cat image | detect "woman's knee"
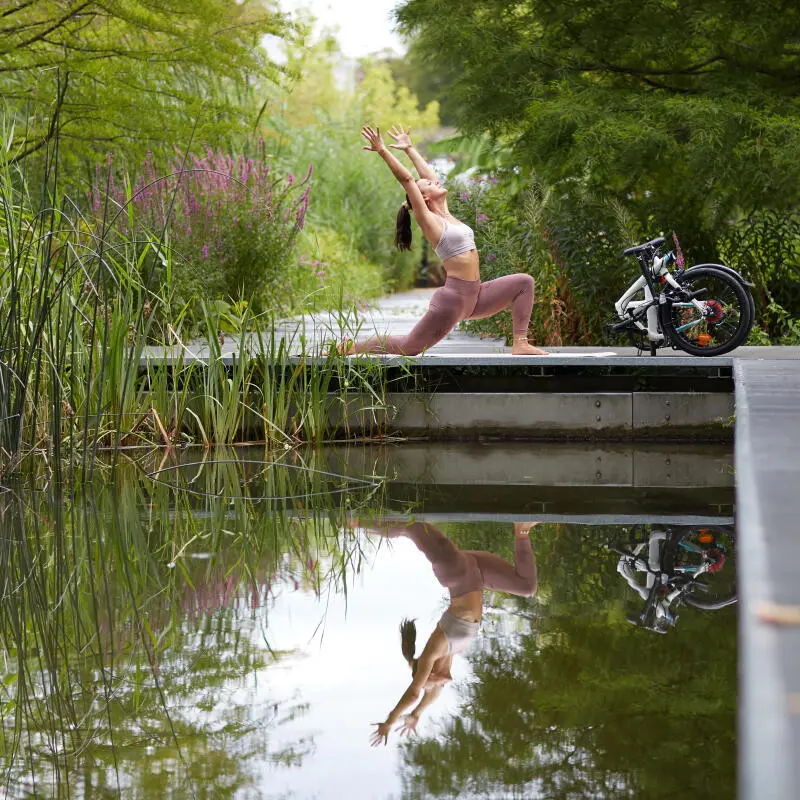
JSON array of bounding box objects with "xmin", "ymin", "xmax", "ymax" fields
[{"xmin": 518, "ymin": 273, "xmax": 535, "ymax": 294}]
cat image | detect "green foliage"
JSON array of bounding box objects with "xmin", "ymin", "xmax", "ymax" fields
[
  {"xmin": 264, "ymin": 38, "xmax": 440, "ymax": 290},
  {"xmin": 395, "ymin": 0, "xmax": 800, "ymax": 220},
  {"xmin": 90, "ymin": 144, "xmax": 312, "ymax": 314},
  {"xmin": 0, "ymin": 0, "xmax": 292, "ymax": 169},
  {"xmin": 446, "ymin": 173, "xmax": 644, "ymax": 345},
  {"xmin": 718, "ymin": 210, "xmax": 800, "ymax": 340},
  {"xmin": 402, "ymin": 523, "xmax": 737, "ymax": 800},
  {"xmin": 292, "ymin": 227, "xmax": 386, "ymax": 312},
  {"xmin": 387, "ymin": 40, "xmax": 462, "ymax": 127},
  {"xmin": 0, "ymin": 146, "xmax": 399, "ymax": 469}
]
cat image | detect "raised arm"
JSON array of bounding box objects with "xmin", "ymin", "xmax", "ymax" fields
[
  {"xmin": 361, "ymin": 125, "xmax": 440, "ymax": 240},
  {"xmin": 388, "ymin": 124, "xmax": 438, "ymax": 182},
  {"xmin": 394, "ymin": 683, "xmax": 445, "ymax": 738},
  {"xmin": 369, "ymin": 628, "xmax": 448, "ymax": 747}
]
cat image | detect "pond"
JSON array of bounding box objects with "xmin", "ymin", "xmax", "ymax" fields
[{"xmin": 0, "ymin": 444, "xmax": 737, "ymax": 799}]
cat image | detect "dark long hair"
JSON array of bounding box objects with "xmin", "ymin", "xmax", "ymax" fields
[
  {"xmin": 394, "ymin": 195, "xmax": 412, "ymax": 251},
  {"xmin": 400, "ymin": 617, "xmax": 418, "ymax": 674}
]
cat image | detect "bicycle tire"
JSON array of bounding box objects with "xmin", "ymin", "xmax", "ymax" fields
[
  {"xmin": 684, "ymin": 592, "xmax": 738, "ymax": 611},
  {"xmin": 663, "ymin": 528, "xmax": 737, "ymax": 610},
  {"xmin": 660, "ymin": 266, "xmax": 753, "ymax": 356},
  {"xmin": 688, "ymin": 263, "xmax": 756, "ymax": 323}
]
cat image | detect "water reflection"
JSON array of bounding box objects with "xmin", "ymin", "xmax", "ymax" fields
[
  {"xmin": 360, "ymin": 520, "xmax": 538, "ymax": 747},
  {"xmin": 398, "ymin": 521, "xmax": 736, "ymax": 800},
  {"xmin": 0, "ymin": 447, "xmax": 737, "ymax": 799},
  {"xmin": 611, "ymin": 525, "xmax": 736, "ymax": 634}
]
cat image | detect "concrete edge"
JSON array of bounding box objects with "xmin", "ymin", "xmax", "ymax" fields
[
  {"xmin": 137, "ymin": 352, "xmax": 735, "ymax": 370},
  {"xmin": 734, "ymin": 361, "xmax": 793, "ymax": 800},
  {"xmin": 327, "ymin": 392, "xmax": 733, "ymax": 440}
]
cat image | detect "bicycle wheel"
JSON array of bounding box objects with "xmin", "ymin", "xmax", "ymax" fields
[
  {"xmin": 661, "ymin": 266, "xmax": 752, "ymax": 356},
  {"xmin": 663, "ymin": 527, "xmax": 737, "ymax": 610}
]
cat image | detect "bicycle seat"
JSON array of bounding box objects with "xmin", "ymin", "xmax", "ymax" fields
[{"xmin": 622, "ymin": 237, "xmax": 666, "ymax": 257}]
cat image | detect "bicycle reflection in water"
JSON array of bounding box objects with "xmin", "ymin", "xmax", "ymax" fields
[
  {"xmin": 609, "ymin": 526, "xmax": 737, "ymax": 635},
  {"xmin": 350, "ymin": 519, "xmax": 539, "ymax": 747}
]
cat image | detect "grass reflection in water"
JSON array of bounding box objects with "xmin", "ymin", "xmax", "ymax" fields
[{"xmin": 0, "ymin": 450, "xmax": 386, "ymax": 797}]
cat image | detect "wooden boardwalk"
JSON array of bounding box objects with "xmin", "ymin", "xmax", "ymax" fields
[{"xmin": 141, "ymin": 288, "xmax": 800, "ymax": 366}]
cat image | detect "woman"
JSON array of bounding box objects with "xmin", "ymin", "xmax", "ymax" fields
[
  {"xmin": 340, "ymin": 124, "xmax": 548, "ymax": 356},
  {"xmin": 365, "ymin": 519, "xmax": 539, "ymax": 746}
]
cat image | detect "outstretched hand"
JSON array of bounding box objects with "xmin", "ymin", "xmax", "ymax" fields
[
  {"xmin": 361, "ymin": 125, "xmax": 386, "ymax": 153},
  {"xmin": 370, "ymin": 721, "xmax": 392, "ymax": 747},
  {"xmin": 395, "ymin": 714, "xmax": 419, "ymax": 737},
  {"xmin": 388, "ymin": 124, "xmax": 413, "ymax": 151}
]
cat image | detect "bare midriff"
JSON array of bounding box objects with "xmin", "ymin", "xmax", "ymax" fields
[
  {"xmin": 441, "ymin": 249, "xmax": 480, "ymax": 282},
  {"xmin": 448, "ymin": 589, "xmax": 483, "ymax": 622}
]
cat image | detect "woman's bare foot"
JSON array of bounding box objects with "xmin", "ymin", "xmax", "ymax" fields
[
  {"xmin": 512, "ymin": 336, "xmax": 548, "ymax": 355},
  {"xmin": 322, "ymin": 338, "xmax": 356, "ymax": 356}
]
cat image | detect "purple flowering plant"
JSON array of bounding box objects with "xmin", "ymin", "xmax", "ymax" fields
[{"xmin": 91, "ymin": 139, "xmax": 312, "ymax": 312}]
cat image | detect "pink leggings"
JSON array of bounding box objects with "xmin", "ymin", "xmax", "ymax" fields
[
  {"xmin": 350, "ymin": 273, "xmax": 535, "ymax": 355},
  {"xmin": 383, "ymin": 521, "xmax": 538, "ymax": 599}
]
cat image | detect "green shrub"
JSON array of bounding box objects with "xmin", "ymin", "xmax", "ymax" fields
[
  {"xmin": 273, "ymin": 113, "xmax": 422, "ymax": 292},
  {"xmin": 292, "ymin": 227, "xmax": 386, "ymax": 312},
  {"xmin": 447, "ymin": 174, "xmax": 643, "ymax": 346},
  {"xmin": 89, "ymin": 143, "xmax": 312, "ymax": 316},
  {"xmin": 263, "ymin": 43, "xmax": 440, "ymax": 294},
  {"xmin": 718, "ymin": 210, "xmax": 800, "ymax": 341}
]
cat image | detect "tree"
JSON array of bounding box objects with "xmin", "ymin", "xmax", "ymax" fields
[
  {"xmin": 394, "ymin": 0, "xmax": 800, "ymax": 257},
  {"xmin": 0, "ymin": 0, "xmax": 293, "ymax": 169}
]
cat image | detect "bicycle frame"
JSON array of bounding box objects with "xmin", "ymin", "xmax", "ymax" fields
[
  {"xmin": 614, "ymin": 530, "xmax": 717, "ymax": 633},
  {"xmin": 614, "ymin": 253, "xmax": 708, "ymax": 344}
]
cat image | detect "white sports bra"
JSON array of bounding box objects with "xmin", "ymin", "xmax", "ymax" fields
[
  {"xmin": 434, "ymin": 217, "xmax": 476, "ymax": 261},
  {"xmin": 438, "ymin": 610, "xmax": 480, "ymax": 654}
]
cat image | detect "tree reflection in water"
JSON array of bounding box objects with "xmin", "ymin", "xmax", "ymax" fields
[{"xmin": 399, "ymin": 522, "xmax": 736, "ymax": 800}]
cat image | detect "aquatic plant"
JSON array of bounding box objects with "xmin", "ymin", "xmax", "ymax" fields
[{"xmin": 0, "ymin": 112, "xmax": 401, "ymax": 476}]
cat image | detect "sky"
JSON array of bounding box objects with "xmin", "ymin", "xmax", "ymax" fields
[
  {"xmin": 255, "ymin": 534, "xmax": 466, "ymax": 798},
  {"xmin": 279, "ymin": 0, "xmax": 407, "ymax": 58}
]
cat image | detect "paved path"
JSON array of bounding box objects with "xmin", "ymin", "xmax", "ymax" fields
[
  {"xmin": 735, "ymin": 360, "xmax": 800, "ymax": 800},
  {"xmin": 141, "ymin": 288, "xmax": 800, "ymax": 365}
]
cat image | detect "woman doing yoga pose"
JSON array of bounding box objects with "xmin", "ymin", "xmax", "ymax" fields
[
  {"xmin": 364, "ymin": 520, "xmax": 539, "ymax": 746},
  {"xmin": 342, "ymin": 125, "xmax": 548, "ymax": 356}
]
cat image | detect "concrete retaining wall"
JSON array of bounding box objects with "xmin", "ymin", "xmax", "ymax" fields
[{"xmin": 330, "ymin": 391, "xmax": 734, "ymax": 439}]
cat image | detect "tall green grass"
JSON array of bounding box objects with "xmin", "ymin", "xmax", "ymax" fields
[{"xmin": 0, "ymin": 126, "xmax": 402, "ymax": 477}]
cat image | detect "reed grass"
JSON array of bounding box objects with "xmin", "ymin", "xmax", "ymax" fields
[
  {"xmin": 0, "ymin": 118, "xmax": 405, "ymax": 478},
  {"xmin": 0, "ymin": 101, "xmax": 416, "ymax": 797}
]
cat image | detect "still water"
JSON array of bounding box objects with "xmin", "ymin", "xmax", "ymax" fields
[{"xmin": 0, "ymin": 444, "xmax": 737, "ymax": 799}]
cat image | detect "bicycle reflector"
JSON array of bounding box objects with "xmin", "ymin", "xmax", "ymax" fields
[{"xmin": 696, "ymin": 333, "xmax": 713, "ymax": 346}]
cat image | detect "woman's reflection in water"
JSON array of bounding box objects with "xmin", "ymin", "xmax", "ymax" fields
[{"xmin": 363, "ymin": 520, "xmax": 538, "ymax": 747}]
